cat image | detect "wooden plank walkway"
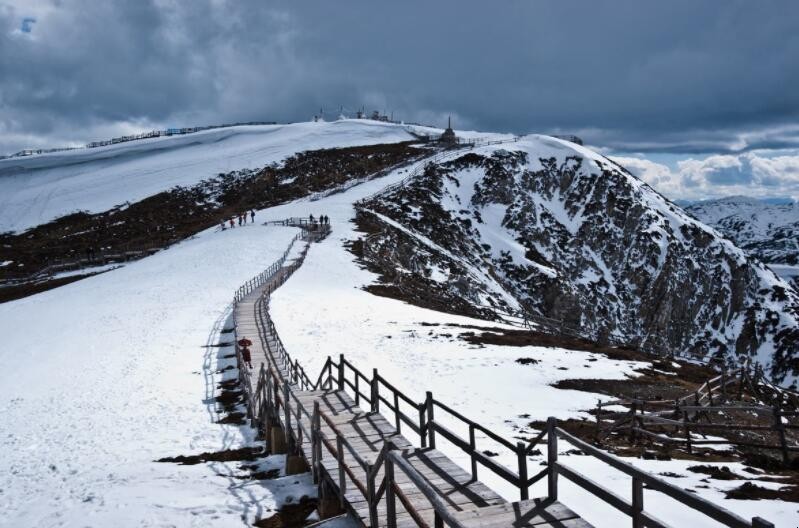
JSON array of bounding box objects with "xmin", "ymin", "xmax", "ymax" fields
[
  {"xmin": 231, "ymin": 229, "xmax": 593, "ymax": 528},
  {"xmin": 228, "ymin": 221, "xmax": 774, "ymax": 528}
]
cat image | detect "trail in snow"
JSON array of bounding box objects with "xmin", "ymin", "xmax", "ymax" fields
[
  {"xmin": 0, "ymin": 124, "xmax": 792, "ymax": 527},
  {"xmin": 0, "ymin": 223, "xmax": 315, "ymax": 527}
]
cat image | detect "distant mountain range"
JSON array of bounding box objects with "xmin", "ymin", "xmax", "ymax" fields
[{"xmin": 684, "ymin": 196, "xmax": 799, "ymax": 267}]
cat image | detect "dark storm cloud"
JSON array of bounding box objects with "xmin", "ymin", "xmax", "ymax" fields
[{"xmin": 1, "ymin": 0, "xmax": 798, "ymax": 155}]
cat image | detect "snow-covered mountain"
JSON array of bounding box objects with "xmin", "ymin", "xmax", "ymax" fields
[
  {"xmin": 2, "ymin": 122, "xmax": 795, "ymax": 526},
  {"xmin": 0, "ymin": 120, "xmax": 418, "ymax": 233},
  {"xmin": 358, "ymin": 136, "xmax": 799, "ymax": 382},
  {"xmin": 685, "ymin": 196, "xmax": 799, "ymax": 267}
]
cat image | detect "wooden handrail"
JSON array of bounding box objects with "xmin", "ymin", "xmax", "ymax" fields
[
  {"xmin": 232, "ymin": 219, "xmax": 776, "ymax": 528},
  {"xmin": 552, "ymin": 423, "xmax": 774, "ymax": 528},
  {"xmin": 386, "ymin": 449, "xmax": 468, "ymax": 528}
]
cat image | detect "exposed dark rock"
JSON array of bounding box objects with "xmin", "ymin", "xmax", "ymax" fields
[{"xmin": 355, "ymin": 141, "xmax": 799, "ymax": 383}]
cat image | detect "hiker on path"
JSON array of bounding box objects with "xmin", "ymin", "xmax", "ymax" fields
[
  {"xmin": 229, "ymin": 217, "xmax": 235, "ymax": 228},
  {"xmin": 220, "ymin": 220, "xmax": 226, "ymax": 231},
  {"xmin": 238, "ymin": 213, "xmax": 243, "ymax": 226},
  {"xmin": 250, "ymin": 210, "xmax": 255, "ymax": 223},
  {"xmin": 309, "ymin": 214, "xmax": 315, "ymax": 224},
  {"xmin": 238, "ymin": 337, "xmax": 253, "ymax": 369},
  {"xmin": 241, "ymin": 346, "xmax": 252, "ymax": 369}
]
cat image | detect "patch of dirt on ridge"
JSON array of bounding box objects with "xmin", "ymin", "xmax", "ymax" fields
[
  {"xmin": 1, "ymin": 141, "xmax": 427, "ymax": 301},
  {"xmin": 0, "ymin": 272, "xmax": 109, "ymax": 303}
]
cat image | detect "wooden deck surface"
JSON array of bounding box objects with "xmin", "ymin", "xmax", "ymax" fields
[{"xmin": 234, "ymin": 259, "xmax": 594, "ymax": 527}]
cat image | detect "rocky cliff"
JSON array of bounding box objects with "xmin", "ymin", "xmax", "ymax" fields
[{"xmin": 356, "ymin": 136, "xmax": 799, "ymax": 383}]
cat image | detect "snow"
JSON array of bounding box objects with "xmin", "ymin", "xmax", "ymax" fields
[
  {"xmin": 1, "ymin": 126, "xmax": 793, "ymax": 527},
  {"xmin": 257, "ymin": 142, "xmax": 792, "ymax": 526},
  {"xmin": 0, "ymin": 120, "xmax": 416, "ymax": 233},
  {"xmin": 0, "ymin": 223, "xmax": 316, "ymax": 526}
]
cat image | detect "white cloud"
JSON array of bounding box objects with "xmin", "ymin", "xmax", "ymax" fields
[{"xmin": 611, "ymin": 152, "xmax": 799, "ymax": 201}]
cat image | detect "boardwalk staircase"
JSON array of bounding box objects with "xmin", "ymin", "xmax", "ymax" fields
[{"xmin": 230, "ymin": 219, "xmax": 775, "ymax": 528}]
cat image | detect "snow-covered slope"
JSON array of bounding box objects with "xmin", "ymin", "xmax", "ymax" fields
[
  {"xmin": 0, "ymin": 223, "xmax": 311, "ymax": 526},
  {"xmin": 359, "ymin": 136, "xmax": 799, "ymax": 382},
  {"xmin": 260, "ymin": 160, "xmax": 793, "ymax": 527},
  {"xmin": 1, "ymin": 126, "xmax": 793, "ymax": 526},
  {"xmin": 0, "ymin": 120, "xmax": 417, "ymax": 233}
]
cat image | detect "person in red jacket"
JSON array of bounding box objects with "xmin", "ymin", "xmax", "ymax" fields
[
  {"xmin": 241, "ymin": 346, "xmax": 252, "ymax": 369},
  {"xmin": 237, "ymin": 337, "xmax": 253, "ymax": 368}
]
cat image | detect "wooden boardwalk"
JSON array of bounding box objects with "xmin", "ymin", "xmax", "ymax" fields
[{"xmin": 230, "ymin": 220, "xmax": 774, "ymax": 528}]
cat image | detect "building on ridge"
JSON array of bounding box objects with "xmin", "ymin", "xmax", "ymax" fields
[{"xmin": 439, "ymin": 116, "xmax": 458, "ymax": 145}]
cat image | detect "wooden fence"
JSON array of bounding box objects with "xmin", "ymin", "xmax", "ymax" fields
[
  {"xmin": 229, "ymin": 231, "xmax": 776, "ymax": 527},
  {"xmin": 596, "ymin": 364, "xmax": 799, "ymax": 463}
]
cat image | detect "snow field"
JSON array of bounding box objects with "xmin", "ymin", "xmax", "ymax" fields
[
  {"xmin": 0, "ymin": 223, "xmax": 315, "ymax": 526},
  {"xmin": 0, "ymin": 120, "xmax": 417, "ymax": 233},
  {"xmin": 263, "ymin": 145, "xmax": 795, "ymax": 527},
  {"xmin": 0, "ymin": 125, "xmax": 793, "ymax": 527}
]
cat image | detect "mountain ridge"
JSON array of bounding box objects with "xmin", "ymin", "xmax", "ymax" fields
[{"xmin": 357, "ymin": 135, "xmax": 799, "ymax": 383}]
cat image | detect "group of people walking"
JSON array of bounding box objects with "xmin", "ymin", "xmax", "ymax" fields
[
  {"xmin": 221, "ymin": 210, "xmax": 256, "ymax": 230},
  {"xmin": 309, "ymin": 214, "xmax": 330, "ymax": 225}
]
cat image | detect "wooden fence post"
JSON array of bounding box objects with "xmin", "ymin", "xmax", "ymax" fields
[
  {"xmin": 371, "ymin": 368, "xmax": 379, "ymax": 413},
  {"xmin": 419, "ymin": 405, "xmax": 428, "ymax": 448},
  {"xmin": 338, "ymin": 354, "xmax": 345, "ymax": 391},
  {"xmin": 469, "ymin": 424, "xmax": 478, "ymax": 480},
  {"xmin": 283, "ymin": 383, "xmax": 293, "ymax": 452},
  {"xmin": 426, "ymin": 391, "xmax": 436, "ymax": 449},
  {"xmin": 547, "ymin": 417, "xmax": 558, "ymax": 501},
  {"xmin": 632, "ymin": 476, "xmax": 644, "ymax": 528},
  {"xmin": 312, "ymin": 401, "xmax": 321, "ymax": 484},
  {"xmin": 517, "ymin": 441, "xmax": 529, "ymax": 500},
  {"xmin": 367, "ymin": 462, "xmax": 378, "ymax": 528},
  {"xmin": 336, "ymin": 434, "xmax": 346, "ymax": 508},
  {"xmin": 386, "ymin": 456, "xmax": 397, "ymax": 528}
]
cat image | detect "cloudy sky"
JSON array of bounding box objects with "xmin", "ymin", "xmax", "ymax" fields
[{"xmin": 2, "ymin": 0, "xmax": 798, "ymax": 200}]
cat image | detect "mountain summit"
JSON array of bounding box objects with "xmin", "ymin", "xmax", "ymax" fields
[{"xmin": 358, "ymin": 135, "xmax": 799, "ymax": 383}]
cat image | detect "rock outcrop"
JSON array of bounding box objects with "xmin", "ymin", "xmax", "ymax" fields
[{"xmin": 357, "ymin": 136, "xmax": 799, "ymax": 383}]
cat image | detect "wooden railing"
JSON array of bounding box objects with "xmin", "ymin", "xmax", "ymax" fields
[
  {"xmin": 230, "ymin": 217, "xmax": 776, "ymax": 528},
  {"xmin": 596, "ymin": 363, "xmax": 799, "ymax": 464},
  {"xmin": 548, "ymin": 419, "xmax": 774, "ymax": 528},
  {"xmin": 313, "ymin": 354, "xmax": 548, "ymax": 502}
]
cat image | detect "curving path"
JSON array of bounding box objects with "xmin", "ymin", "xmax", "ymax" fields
[{"xmin": 231, "ymin": 220, "xmax": 591, "ymax": 528}]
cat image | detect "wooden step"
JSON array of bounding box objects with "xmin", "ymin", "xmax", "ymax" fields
[{"xmin": 452, "ymin": 498, "xmax": 594, "ymax": 527}]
